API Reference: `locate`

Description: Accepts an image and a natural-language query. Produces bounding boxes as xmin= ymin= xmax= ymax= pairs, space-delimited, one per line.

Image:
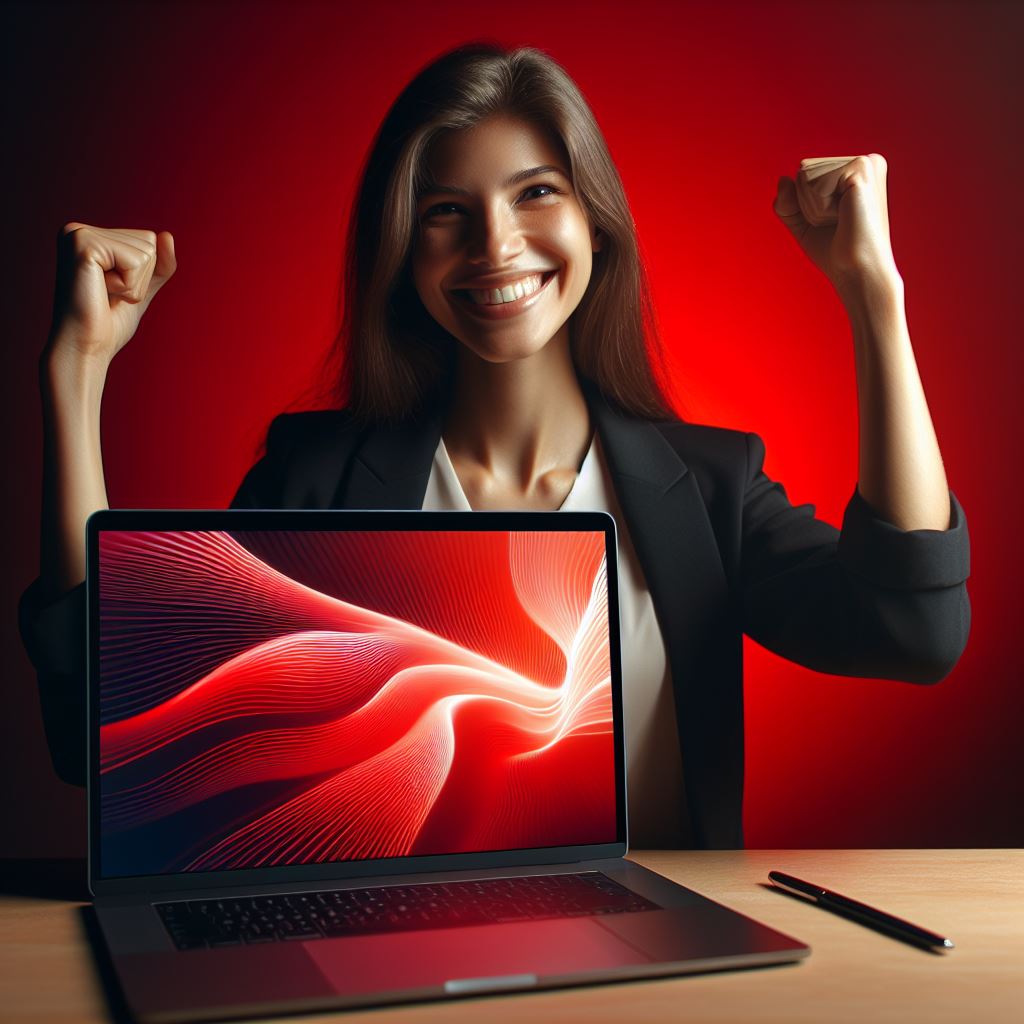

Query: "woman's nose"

xmin=467 ymin=206 xmax=524 ymax=265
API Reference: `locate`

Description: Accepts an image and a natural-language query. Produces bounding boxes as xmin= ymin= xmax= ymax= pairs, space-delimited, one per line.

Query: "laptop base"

xmin=98 ymin=858 xmax=809 ymax=1023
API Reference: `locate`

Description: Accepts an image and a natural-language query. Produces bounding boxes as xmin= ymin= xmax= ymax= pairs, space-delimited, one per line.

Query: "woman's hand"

xmin=45 ymin=223 xmax=177 ymax=365
xmin=772 ymin=154 xmax=900 ymax=300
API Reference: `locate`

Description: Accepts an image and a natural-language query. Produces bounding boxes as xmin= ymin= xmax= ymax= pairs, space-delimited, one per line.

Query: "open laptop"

xmin=86 ymin=508 xmax=809 ymax=1022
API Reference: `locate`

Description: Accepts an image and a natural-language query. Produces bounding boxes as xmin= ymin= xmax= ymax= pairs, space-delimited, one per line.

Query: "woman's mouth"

xmin=451 ymin=271 xmax=557 ymax=320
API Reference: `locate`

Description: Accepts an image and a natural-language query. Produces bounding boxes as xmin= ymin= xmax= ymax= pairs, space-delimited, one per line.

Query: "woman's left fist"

xmin=773 ymin=153 xmax=901 ymax=295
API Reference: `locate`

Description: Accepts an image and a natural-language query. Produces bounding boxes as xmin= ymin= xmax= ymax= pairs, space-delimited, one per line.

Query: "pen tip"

xmin=943 ymin=939 xmax=955 ymax=949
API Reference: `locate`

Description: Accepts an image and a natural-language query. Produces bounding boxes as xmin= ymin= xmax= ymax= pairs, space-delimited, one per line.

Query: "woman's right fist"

xmin=46 ymin=223 xmax=177 ymax=364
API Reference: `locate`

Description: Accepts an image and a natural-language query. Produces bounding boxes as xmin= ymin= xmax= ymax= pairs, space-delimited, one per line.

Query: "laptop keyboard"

xmin=156 ymin=871 xmax=660 ymax=950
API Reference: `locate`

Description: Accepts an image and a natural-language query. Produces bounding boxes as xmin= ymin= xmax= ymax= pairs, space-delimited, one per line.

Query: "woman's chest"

xmin=455 ymin=466 xmax=581 ymax=511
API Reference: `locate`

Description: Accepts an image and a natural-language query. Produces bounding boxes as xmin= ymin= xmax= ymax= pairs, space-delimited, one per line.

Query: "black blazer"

xmin=18 ymin=380 xmax=971 ymax=849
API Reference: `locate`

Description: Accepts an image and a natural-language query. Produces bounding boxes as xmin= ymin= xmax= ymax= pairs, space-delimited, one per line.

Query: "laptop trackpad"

xmin=307 ymin=917 xmax=653 ymax=995
xmin=597 ymin=905 xmax=805 ymax=962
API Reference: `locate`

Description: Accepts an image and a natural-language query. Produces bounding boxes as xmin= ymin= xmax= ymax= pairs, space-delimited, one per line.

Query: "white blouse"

xmin=421 ymin=433 xmax=693 ymax=849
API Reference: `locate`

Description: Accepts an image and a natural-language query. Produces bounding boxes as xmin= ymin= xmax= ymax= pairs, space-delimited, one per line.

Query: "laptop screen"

xmin=95 ymin=523 xmax=619 ymax=879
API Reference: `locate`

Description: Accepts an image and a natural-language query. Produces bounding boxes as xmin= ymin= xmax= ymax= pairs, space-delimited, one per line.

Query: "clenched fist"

xmin=46 ymin=223 xmax=177 ymax=364
xmin=773 ymin=155 xmax=900 ymax=298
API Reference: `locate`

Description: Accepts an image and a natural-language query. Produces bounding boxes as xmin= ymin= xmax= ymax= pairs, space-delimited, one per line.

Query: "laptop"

xmin=86 ymin=508 xmax=809 ymax=1022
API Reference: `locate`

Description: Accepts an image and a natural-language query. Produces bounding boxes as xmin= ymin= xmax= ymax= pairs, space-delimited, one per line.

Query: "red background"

xmin=4 ymin=0 xmax=1021 ymax=855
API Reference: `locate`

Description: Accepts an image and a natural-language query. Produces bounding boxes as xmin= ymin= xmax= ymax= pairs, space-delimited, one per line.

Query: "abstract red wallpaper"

xmin=97 ymin=528 xmax=614 ymax=876
xmin=4 ymin=0 xmax=1021 ymax=853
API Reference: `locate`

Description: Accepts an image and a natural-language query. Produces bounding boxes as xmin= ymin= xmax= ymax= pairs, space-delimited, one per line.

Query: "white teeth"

xmin=467 ymin=273 xmax=545 ymax=305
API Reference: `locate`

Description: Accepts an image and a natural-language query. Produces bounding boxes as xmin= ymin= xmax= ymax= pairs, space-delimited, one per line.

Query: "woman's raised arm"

xmin=773 ymin=154 xmax=951 ymax=532
xmin=37 ymin=223 xmax=176 ymax=598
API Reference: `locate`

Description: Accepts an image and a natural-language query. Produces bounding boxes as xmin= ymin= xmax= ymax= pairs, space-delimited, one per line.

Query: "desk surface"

xmin=2 ymin=849 xmax=1021 ymax=1023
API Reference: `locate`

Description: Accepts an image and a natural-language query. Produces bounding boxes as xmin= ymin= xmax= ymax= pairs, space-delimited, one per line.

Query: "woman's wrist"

xmin=40 ymin=340 xmax=111 ymax=405
xmin=834 ymin=267 xmax=905 ymax=329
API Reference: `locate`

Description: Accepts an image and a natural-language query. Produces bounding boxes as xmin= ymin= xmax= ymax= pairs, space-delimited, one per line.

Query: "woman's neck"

xmin=442 ymin=331 xmax=592 ymax=508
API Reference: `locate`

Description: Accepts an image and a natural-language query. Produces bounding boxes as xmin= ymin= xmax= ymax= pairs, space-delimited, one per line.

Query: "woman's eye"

xmin=423 ymin=202 xmax=462 ymax=218
xmin=520 ymin=184 xmax=559 ymax=201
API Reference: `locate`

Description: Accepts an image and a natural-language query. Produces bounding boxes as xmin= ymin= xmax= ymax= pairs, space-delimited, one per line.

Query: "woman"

xmin=20 ymin=43 xmax=970 ymax=849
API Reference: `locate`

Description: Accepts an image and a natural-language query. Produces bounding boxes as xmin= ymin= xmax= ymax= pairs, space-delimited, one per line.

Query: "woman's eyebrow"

xmin=418 ymin=165 xmax=571 ymax=198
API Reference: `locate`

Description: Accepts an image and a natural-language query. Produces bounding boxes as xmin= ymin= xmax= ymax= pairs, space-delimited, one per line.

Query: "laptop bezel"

xmin=86 ymin=508 xmax=627 ymax=899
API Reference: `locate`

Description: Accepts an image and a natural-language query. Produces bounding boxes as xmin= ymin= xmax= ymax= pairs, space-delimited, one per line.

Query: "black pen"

xmin=768 ymin=870 xmax=955 ymax=950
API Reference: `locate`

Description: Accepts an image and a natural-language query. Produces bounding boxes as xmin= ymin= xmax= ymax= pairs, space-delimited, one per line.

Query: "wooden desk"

xmin=2 ymin=849 xmax=1020 ymax=1023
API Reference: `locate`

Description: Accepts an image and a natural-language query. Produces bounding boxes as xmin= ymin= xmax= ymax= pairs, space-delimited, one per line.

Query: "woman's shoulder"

xmin=653 ymin=415 xmax=750 ymax=448
xmin=262 ymin=407 xmax=362 ymax=455
xmin=234 ymin=408 xmax=366 ymax=510
xmin=643 ymin=412 xmax=756 ymax=474
xmin=584 ymin=378 xmax=753 ymax=471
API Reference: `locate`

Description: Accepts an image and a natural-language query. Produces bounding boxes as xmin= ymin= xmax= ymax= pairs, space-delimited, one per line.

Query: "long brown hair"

xmin=319 ymin=42 xmax=676 ymax=424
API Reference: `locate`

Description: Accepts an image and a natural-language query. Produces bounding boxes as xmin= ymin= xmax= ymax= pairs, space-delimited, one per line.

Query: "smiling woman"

xmin=411 ymin=116 xmax=600 ymax=365
xmin=335 ymin=44 xmax=672 ymax=427
xmin=21 ymin=41 xmax=971 ymax=852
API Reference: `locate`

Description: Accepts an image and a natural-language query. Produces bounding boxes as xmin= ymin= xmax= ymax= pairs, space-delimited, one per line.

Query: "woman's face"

xmin=411 ymin=114 xmax=601 ymax=364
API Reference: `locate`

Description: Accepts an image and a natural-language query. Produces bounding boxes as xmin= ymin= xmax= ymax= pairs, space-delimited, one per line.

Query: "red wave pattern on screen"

xmin=98 ymin=530 xmax=616 ymax=870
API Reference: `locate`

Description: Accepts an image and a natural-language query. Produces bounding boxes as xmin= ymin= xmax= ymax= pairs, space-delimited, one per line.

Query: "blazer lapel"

xmin=586 ymin=388 xmax=739 ymax=848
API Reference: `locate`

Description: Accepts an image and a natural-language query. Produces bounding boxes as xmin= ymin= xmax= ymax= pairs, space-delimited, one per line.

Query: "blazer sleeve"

xmin=739 ymin=431 xmax=971 ymax=683
xmin=17 ymin=414 xmax=303 ymax=787
xmin=18 ymin=576 xmax=87 ymax=786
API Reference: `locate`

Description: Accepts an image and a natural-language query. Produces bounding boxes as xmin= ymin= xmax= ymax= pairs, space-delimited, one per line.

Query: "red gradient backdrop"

xmin=3 ymin=0 xmax=1021 ymax=855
